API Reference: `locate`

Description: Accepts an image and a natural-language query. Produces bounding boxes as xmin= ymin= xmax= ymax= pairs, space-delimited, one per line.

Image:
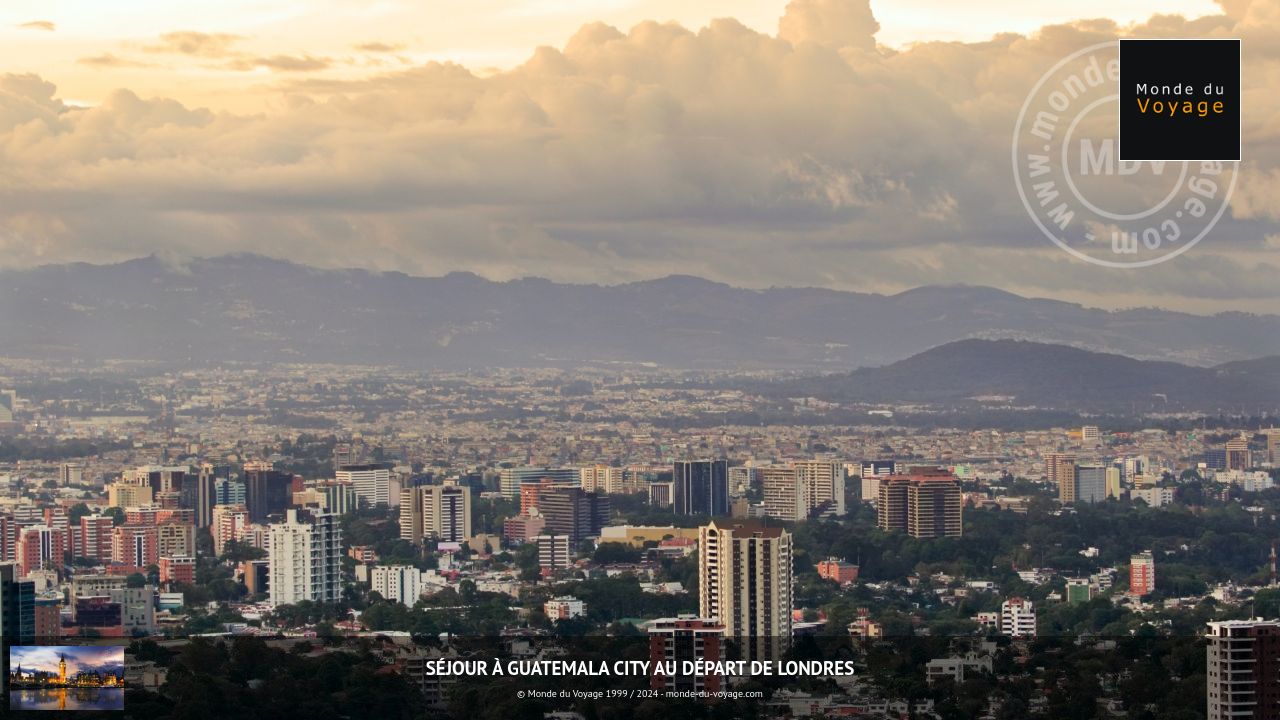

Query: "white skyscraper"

xmin=579 ymin=465 xmax=624 ymax=494
xmin=268 ymin=509 xmax=343 ymax=606
xmin=698 ymin=520 xmax=793 ymax=662
xmin=336 ymin=463 xmax=393 ymax=508
xmin=400 ymin=481 xmax=472 ymax=544
xmin=371 ymin=565 xmax=424 ymax=606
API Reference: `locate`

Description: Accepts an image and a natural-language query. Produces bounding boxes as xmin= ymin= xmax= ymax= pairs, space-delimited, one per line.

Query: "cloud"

xmin=77 ymin=54 xmax=159 ymax=69
xmin=18 ymin=21 xmax=55 ymax=32
xmin=354 ymin=42 xmax=406 ymax=53
xmin=144 ymin=31 xmax=243 ymax=58
xmin=226 ymin=55 xmax=332 ymax=72
xmin=778 ymin=0 xmax=880 ymax=50
xmin=1 ymin=1 xmax=1280 ymax=312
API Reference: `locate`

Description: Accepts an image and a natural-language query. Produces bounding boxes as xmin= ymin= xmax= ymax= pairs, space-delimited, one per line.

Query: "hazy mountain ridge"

xmin=776 ymin=339 xmax=1280 ymax=413
xmin=2 ymin=254 xmax=1279 ymax=370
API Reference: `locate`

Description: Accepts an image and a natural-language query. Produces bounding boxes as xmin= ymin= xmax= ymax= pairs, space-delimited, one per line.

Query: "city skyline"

xmin=1 ymin=0 xmax=1278 ymax=314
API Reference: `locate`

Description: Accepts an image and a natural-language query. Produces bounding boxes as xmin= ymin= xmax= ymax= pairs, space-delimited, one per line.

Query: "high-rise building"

xmin=244 ymin=461 xmax=295 ymax=522
xmin=156 ymin=522 xmax=195 ymax=559
xmin=1130 ymin=551 xmax=1155 ymax=597
xmin=728 ymin=466 xmax=760 ymax=499
xmin=107 ymin=482 xmax=154 ymax=509
xmin=268 ymin=509 xmax=343 ymax=606
xmin=1206 ymin=620 xmax=1280 ymax=720
xmin=579 ymin=465 xmax=624 ymax=494
xmin=499 ymin=467 xmax=580 ymax=500
xmin=59 ymin=463 xmax=84 ymax=487
xmin=159 ymin=555 xmax=196 ymax=585
xmin=698 ymin=520 xmax=792 ymax=662
xmin=540 ymin=487 xmax=610 ymax=544
xmin=1045 ymin=453 xmax=1078 ymax=503
xmin=876 ymin=470 xmax=962 ymax=538
xmin=1266 ymin=430 xmax=1280 ymax=465
xmin=1105 ymin=467 xmax=1123 ymax=499
xmin=859 ymin=461 xmax=896 ymax=504
xmin=129 ymin=465 xmax=190 ymax=497
xmin=215 ymin=478 xmax=247 ymax=506
xmin=794 ymin=461 xmax=846 ymax=517
xmin=760 ymin=462 xmax=846 ymax=520
xmin=648 ymin=481 xmax=674 ymax=509
xmin=1000 ymin=597 xmax=1036 ymax=637
xmin=195 ymin=463 xmax=234 ymax=529
xmin=17 ymin=525 xmax=64 ymax=576
xmin=0 ymin=563 xmax=35 ymax=646
xmin=674 ymin=460 xmax=729 ymax=516
xmin=371 ymin=565 xmax=424 ymax=606
xmin=536 ymin=534 xmax=572 ymax=576
xmin=295 ymin=480 xmax=356 ymax=516
xmin=760 ymin=466 xmax=809 ymax=521
xmin=1073 ymin=464 xmax=1108 ymax=504
xmin=1226 ymin=436 xmax=1251 ymax=472
xmin=337 ymin=463 xmax=395 ymax=508
xmin=648 ymin=616 xmax=725 ymax=695
xmin=111 ymin=524 xmax=159 ymax=569
xmin=78 ymin=515 xmax=115 ymax=564
xmin=401 ymin=481 xmax=473 ymax=544
xmin=211 ymin=504 xmax=252 ymax=556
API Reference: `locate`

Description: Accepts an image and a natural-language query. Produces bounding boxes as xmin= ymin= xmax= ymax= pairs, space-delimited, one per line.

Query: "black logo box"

xmin=1119 ymin=38 xmax=1241 ymax=161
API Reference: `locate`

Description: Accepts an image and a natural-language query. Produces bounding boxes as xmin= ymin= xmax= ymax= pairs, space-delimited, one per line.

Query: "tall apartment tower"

xmin=760 ymin=461 xmax=847 ymax=520
xmin=1130 ymin=551 xmax=1156 ymax=597
xmin=337 ymin=462 xmax=394 ymax=509
xmin=579 ymin=465 xmax=624 ymax=494
xmin=698 ymin=520 xmax=793 ymax=662
xmin=794 ymin=461 xmax=846 ymax=517
xmin=539 ymin=487 xmax=610 ymax=544
xmin=401 ymin=481 xmax=473 ymax=544
xmin=1045 ymin=453 xmax=1078 ymax=503
xmin=760 ymin=466 xmax=810 ymax=521
xmin=1206 ymin=620 xmax=1280 ymax=720
xmin=877 ymin=470 xmax=962 ymax=538
xmin=648 ymin=616 xmax=725 ymax=694
xmin=268 ymin=509 xmax=343 ymax=606
xmin=674 ymin=460 xmax=729 ymax=516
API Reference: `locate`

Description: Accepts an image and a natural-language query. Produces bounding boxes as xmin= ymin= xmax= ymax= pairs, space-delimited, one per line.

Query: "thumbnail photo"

xmin=8 ymin=645 xmax=125 ymax=711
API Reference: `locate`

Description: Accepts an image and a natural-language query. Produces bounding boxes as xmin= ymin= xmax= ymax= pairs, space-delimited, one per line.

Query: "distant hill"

xmin=775 ymin=339 xmax=1280 ymax=413
xmin=1 ymin=254 xmax=1279 ymax=370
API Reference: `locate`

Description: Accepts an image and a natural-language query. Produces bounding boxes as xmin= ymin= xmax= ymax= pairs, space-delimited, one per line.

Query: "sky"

xmin=1 ymin=0 xmax=1278 ymax=314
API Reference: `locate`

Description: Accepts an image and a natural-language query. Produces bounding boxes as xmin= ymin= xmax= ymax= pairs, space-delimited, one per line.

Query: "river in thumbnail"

xmin=10 ymin=687 xmax=125 ymax=711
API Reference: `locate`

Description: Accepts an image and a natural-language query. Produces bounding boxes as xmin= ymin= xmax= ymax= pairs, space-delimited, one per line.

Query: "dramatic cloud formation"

xmin=0 ymin=0 xmax=1278 ymax=312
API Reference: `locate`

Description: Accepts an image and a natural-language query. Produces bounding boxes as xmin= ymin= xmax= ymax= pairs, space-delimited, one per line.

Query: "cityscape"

xmin=3 ymin=0 xmax=1280 ymax=718
xmin=0 ymin=357 xmax=1278 ymax=717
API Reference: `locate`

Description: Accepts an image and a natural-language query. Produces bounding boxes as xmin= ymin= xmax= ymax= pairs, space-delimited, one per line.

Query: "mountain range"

xmin=774 ymin=339 xmax=1280 ymax=413
xmin=1 ymin=254 xmax=1278 ymax=370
